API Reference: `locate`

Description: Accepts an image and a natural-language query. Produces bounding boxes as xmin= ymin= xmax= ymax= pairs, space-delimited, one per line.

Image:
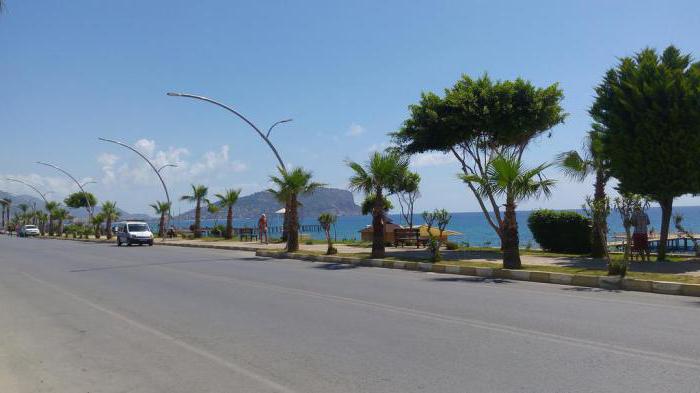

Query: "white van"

xmin=115 ymin=221 xmax=154 ymax=246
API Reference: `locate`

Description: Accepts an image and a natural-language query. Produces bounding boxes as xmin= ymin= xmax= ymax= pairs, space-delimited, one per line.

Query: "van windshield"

xmin=127 ymin=224 xmax=149 ymax=232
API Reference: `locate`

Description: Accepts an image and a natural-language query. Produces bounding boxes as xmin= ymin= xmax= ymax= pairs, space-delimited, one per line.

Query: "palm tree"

xmin=52 ymin=208 xmax=70 ymax=236
xmin=45 ymin=201 xmax=60 ymax=236
xmin=91 ymin=212 xmax=105 ymax=239
xmin=17 ymin=203 xmax=29 ymax=225
xmin=207 ymin=203 xmax=221 ymax=234
xmin=100 ymin=201 xmax=120 ymax=239
xmin=215 ymin=189 xmax=241 ymax=240
xmin=180 ymin=184 xmax=209 ymax=238
xmin=557 ymin=129 xmax=610 ymax=257
xmin=3 ymin=198 xmax=11 ymax=229
xmin=0 ymin=198 xmax=8 ymax=229
xmin=463 ymin=154 xmax=555 ymax=269
xmin=318 ymin=212 xmax=338 ymax=255
xmin=268 ymin=167 xmax=324 ymax=252
xmin=347 ymin=151 xmax=409 ymax=258
xmin=150 ymin=201 xmax=172 ymax=238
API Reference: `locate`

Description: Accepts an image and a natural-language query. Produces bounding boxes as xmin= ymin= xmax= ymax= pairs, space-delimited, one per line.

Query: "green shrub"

xmin=608 ymin=260 xmax=627 ymax=277
xmin=527 ymin=209 xmax=592 ymax=254
xmin=445 ymin=241 xmax=459 ymax=250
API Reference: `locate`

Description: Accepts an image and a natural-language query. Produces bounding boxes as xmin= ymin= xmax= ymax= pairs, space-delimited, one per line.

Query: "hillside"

xmin=176 ymin=187 xmax=361 ymax=220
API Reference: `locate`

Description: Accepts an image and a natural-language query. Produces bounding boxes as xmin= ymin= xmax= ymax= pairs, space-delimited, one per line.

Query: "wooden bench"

xmin=394 ymin=228 xmax=427 ymax=248
xmin=236 ymin=227 xmax=259 ymax=242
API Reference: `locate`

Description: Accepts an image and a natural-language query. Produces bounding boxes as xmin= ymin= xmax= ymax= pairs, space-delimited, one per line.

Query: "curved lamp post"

xmin=166 ymin=92 xmax=292 ymax=170
xmin=97 ymin=137 xmax=176 ymax=238
xmin=36 ymin=161 xmax=94 ymax=221
xmin=5 ymin=178 xmax=51 ymax=205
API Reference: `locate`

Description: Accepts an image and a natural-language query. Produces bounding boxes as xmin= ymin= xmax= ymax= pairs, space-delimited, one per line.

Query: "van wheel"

xmin=117 ymin=239 xmax=122 ymax=247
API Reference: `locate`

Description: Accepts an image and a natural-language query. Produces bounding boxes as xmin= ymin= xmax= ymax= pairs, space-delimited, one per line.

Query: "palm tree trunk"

xmin=371 ymin=189 xmax=385 ymax=259
xmin=325 ymin=227 xmax=333 ymax=254
xmin=658 ymin=197 xmax=673 ymax=261
xmin=226 ymin=206 xmax=233 ymax=240
xmin=287 ymin=195 xmax=299 ymax=252
xmin=590 ymin=169 xmax=608 ymax=258
xmin=501 ymin=199 xmax=521 ymax=269
xmin=159 ymin=213 xmax=166 ymax=238
xmin=194 ymin=198 xmax=202 ymax=238
xmin=106 ymin=218 xmax=113 ymax=239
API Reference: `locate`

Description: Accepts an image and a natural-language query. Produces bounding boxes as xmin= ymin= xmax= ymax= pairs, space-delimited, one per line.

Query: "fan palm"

xmin=45 ymin=201 xmax=60 ymax=236
xmin=557 ymin=129 xmax=610 ymax=257
xmin=268 ymin=167 xmax=324 ymax=252
xmin=52 ymin=208 xmax=70 ymax=236
xmin=180 ymin=184 xmax=209 ymax=238
xmin=463 ymin=154 xmax=555 ymax=268
xmin=100 ymin=201 xmax=120 ymax=239
xmin=215 ymin=189 xmax=241 ymax=240
xmin=347 ymin=151 xmax=409 ymax=258
xmin=91 ymin=212 xmax=105 ymax=239
xmin=318 ymin=212 xmax=338 ymax=255
xmin=150 ymin=201 xmax=172 ymax=238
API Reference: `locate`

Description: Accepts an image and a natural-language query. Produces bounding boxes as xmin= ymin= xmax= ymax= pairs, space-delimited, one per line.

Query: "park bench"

xmin=394 ymin=228 xmax=427 ymax=248
xmin=237 ymin=227 xmax=259 ymax=242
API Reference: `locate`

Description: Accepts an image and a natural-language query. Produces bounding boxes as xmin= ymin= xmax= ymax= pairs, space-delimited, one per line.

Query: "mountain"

xmin=175 ymin=187 xmax=361 ymax=220
xmin=0 ymin=191 xmax=152 ymax=221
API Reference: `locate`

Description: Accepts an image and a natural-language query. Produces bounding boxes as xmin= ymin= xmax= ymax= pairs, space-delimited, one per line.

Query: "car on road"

xmin=18 ymin=224 xmax=41 ymax=237
xmin=115 ymin=221 xmax=154 ymax=246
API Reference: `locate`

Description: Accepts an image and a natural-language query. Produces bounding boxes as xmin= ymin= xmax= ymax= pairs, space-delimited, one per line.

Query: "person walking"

xmin=258 ymin=213 xmax=268 ymax=244
xmin=631 ymin=205 xmax=651 ymax=261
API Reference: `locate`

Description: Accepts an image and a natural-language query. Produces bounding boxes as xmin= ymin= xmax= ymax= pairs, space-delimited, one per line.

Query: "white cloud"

xmin=346 ymin=123 xmax=366 ymax=137
xmin=411 ymin=152 xmax=457 ymax=167
xmin=0 ymin=173 xmax=85 ymax=201
xmin=98 ymin=140 xmax=247 ymax=188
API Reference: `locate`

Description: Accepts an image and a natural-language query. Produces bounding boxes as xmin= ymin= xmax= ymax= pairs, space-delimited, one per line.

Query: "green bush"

xmin=527 ymin=209 xmax=592 ymax=254
xmin=608 ymin=260 xmax=627 ymax=277
xmin=445 ymin=241 xmax=459 ymax=250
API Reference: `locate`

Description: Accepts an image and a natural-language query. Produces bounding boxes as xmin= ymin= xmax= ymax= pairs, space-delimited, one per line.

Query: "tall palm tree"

xmin=100 ymin=201 xmax=120 ymax=239
xmin=215 ymin=189 xmax=241 ymax=240
xmin=180 ymin=184 xmax=209 ymax=238
xmin=45 ymin=201 xmax=60 ymax=236
xmin=557 ymin=129 xmax=610 ymax=257
xmin=347 ymin=151 xmax=409 ymax=258
xmin=3 ymin=198 xmax=11 ymax=229
xmin=17 ymin=203 xmax=29 ymax=225
xmin=268 ymin=167 xmax=324 ymax=252
xmin=0 ymin=198 xmax=8 ymax=229
xmin=464 ymin=154 xmax=555 ymax=269
xmin=150 ymin=201 xmax=172 ymax=238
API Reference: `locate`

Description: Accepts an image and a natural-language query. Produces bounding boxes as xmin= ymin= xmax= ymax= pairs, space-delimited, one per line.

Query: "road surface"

xmin=1 ymin=237 xmax=699 ymax=392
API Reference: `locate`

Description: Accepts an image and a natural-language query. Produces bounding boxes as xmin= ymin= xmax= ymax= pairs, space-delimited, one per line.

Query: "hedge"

xmin=527 ymin=209 xmax=592 ymax=254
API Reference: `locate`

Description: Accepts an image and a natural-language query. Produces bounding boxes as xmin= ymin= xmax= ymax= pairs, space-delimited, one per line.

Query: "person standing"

xmin=258 ymin=213 xmax=268 ymax=244
xmin=631 ymin=205 xmax=651 ymax=261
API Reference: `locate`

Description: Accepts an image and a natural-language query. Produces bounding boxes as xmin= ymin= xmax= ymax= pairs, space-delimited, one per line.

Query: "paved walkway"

xmin=160 ymin=238 xmax=700 ymax=277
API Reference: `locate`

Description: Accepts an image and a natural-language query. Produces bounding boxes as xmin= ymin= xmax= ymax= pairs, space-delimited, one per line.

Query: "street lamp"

xmin=5 ymin=178 xmax=51 ymax=205
xmin=166 ymin=92 xmax=292 ymax=170
xmin=36 ymin=161 xmax=94 ymax=220
xmin=97 ymin=137 xmax=176 ymax=239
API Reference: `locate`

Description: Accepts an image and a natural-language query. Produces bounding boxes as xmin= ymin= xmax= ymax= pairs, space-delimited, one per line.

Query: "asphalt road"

xmin=1 ymin=237 xmax=700 ymax=393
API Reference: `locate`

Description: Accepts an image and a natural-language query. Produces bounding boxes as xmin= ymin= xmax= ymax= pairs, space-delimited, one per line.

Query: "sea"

xmin=160 ymin=206 xmax=700 ymax=248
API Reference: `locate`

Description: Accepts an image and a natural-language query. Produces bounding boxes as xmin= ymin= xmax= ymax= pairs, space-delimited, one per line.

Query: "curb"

xmin=255 ymin=250 xmax=700 ymax=298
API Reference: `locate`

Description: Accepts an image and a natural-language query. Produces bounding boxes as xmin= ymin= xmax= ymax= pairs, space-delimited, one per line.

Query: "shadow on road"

xmin=313 ymin=263 xmax=360 ymax=270
xmin=427 ymin=276 xmax=511 ymax=284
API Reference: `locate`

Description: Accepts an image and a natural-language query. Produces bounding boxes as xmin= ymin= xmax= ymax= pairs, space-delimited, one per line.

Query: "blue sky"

xmin=1 ymin=0 xmax=700 ymax=215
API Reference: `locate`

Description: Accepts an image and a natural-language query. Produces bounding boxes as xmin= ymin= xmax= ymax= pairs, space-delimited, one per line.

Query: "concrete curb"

xmin=254 ymin=250 xmax=700 ymax=298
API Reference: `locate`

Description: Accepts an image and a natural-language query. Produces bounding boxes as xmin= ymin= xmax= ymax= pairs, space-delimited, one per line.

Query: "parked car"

xmin=18 ymin=224 xmax=41 ymax=237
xmin=115 ymin=221 xmax=154 ymax=246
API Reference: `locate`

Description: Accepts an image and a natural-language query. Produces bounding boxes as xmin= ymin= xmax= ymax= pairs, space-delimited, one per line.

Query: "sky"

xmin=1 ymin=0 xmax=700 ymax=216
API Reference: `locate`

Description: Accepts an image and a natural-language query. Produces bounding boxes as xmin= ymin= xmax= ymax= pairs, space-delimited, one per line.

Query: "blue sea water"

xmin=163 ymin=206 xmax=700 ymax=248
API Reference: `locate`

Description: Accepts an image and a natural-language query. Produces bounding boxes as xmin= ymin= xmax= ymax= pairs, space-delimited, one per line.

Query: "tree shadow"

xmin=560 ymin=286 xmax=622 ymax=294
xmin=427 ymin=276 xmax=511 ymax=284
xmin=312 ymin=263 xmax=359 ymax=270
